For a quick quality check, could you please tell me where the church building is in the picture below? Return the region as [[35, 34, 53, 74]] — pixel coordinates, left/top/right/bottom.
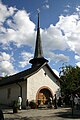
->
[[0, 14, 60, 108]]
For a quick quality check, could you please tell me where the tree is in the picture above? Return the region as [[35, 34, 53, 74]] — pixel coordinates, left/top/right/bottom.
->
[[59, 65, 80, 95]]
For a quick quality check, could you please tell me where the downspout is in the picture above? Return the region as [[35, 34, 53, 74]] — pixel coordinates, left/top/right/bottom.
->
[[16, 83, 22, 98]]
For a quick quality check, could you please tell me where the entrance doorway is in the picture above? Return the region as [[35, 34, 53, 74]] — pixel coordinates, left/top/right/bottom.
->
[[36, 87, 53, 105]]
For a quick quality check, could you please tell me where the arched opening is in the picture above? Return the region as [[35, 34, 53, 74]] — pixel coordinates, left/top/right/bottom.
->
[[36, 86, 53, 106]]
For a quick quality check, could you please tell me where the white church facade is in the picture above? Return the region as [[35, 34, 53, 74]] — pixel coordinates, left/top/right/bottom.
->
[[0, 14, 60, 108]]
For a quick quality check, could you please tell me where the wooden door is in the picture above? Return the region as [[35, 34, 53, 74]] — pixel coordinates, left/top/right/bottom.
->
[[38, 92, 46, 105]]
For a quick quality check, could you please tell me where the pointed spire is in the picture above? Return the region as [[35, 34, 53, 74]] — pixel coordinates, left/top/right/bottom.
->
[[34, 13, 43, 58], [29, 13, 48, 67]]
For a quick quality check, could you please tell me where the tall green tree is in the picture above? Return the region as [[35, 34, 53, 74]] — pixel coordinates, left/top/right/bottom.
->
[[59, 65, 80, 95]]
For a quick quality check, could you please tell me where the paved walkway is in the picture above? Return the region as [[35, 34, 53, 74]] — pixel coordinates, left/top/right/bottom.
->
[[2, 107, 80, 120]]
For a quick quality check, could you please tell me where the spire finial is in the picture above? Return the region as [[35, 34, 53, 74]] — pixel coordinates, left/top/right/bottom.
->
[[37, 8, 40, 29], [38, 12, 40, 29]]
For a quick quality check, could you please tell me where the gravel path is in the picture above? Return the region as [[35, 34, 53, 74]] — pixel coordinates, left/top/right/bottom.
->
[[3, 107, 80, 120]]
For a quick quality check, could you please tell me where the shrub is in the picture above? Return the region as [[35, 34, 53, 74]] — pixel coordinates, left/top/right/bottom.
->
[[29, 100, 37, 109], [12, 100, 18, 113]]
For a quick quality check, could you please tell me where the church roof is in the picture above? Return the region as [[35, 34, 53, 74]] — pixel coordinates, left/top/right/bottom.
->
[[0, 63, 60, 86]]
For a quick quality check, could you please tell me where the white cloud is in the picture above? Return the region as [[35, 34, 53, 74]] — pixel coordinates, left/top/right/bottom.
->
[[19, 51, 33, 68], [45, 4, 49, 9], [0, 52, 11, 61], [46, 51, 69, 63], [0, 2, 35, 47], [56, 13, 80, 56], [0, 2, 9, 22], [8, 6, 17, 15], [43, 0, 49, 9], [0, 61, 15, 76], [0, 52, 16, 76], [66, 5, 70, 8], [56, 15, 79, 33], [0, 1, 70, 72], [76, 62, 80, 67], [43, 4, 49, 9], [75, 55, 80, 61], [76, 6, 80, 12], [0, 1, 16, 23], [64, 5, 70, 13], [1, 2, 80, 75], [42, 24, 68, 51]]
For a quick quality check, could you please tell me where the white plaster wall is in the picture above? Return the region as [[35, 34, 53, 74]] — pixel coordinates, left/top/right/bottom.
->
[[27, 65, 60, 102], [0, 65, 60, 107], [0, 83, 19, 105], [0, 81, 27, 106]]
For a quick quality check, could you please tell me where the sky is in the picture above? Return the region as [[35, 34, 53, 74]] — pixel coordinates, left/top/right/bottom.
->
[[0, 0, 80, 77]]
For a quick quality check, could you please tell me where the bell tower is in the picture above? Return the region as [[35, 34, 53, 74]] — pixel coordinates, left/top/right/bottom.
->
[[29, 13, 48, 67]]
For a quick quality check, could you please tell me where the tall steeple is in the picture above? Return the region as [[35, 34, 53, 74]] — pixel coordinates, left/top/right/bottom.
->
[[29, 13, 48, 67], [34, 13, 43, 58]]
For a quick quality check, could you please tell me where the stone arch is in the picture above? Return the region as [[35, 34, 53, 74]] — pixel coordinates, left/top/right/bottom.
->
[[36, 86, 53, 105]]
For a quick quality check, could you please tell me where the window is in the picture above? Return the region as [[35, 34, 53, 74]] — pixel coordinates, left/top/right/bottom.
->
[[7, 88, 11, 99]]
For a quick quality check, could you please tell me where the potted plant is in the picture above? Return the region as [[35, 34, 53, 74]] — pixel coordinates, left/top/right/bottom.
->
[[12, 100, 18, 113], [29, 100, 37, 109]]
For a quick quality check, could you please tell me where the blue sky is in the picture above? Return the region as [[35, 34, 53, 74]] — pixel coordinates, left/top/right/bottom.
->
[[0, 0, 80, 76]]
